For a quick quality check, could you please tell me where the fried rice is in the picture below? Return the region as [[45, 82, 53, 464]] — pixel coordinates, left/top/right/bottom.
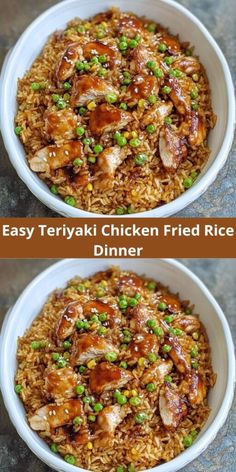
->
[[14, 8, 216, 215], [15, 267, 216, 471]]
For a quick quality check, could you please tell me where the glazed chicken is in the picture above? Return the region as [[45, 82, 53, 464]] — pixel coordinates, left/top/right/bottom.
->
[[70, 333, 119, 365], [55, 301, 83, 342], [29, 142, 83, 173], [89, 362, 133, 394], [70, 75, 117, 107], [89, 103, 131, 135], [29, 399, 83, 431], [55, 43, 83, 85]]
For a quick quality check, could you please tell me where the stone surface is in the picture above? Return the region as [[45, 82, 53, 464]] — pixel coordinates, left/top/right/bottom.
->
[[0, 259, 235, 471], [0, 0, 235, 217]]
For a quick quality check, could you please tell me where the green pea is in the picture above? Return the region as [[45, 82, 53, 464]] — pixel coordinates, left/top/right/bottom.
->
[[57, 358, 67, 368], [174, 328, 183, 336], [148, 353, 157, 363], [147, 281, 156, 291], [164, 116, 172, 125], [129, 39, 138, 48], [79, 107, 87, 116], [146, 383, 156, 392], [15, 384, 22, 394], [191, 360, 198, 369], [158, 43, 167, 52], [146, 124, 156, 134], [147, 60, 157, 70], [50, 443, 58, 453], [129, 396, 141, 406], [64, 454, 76, 465], [99, 313, 107, 322], [158, 301, 167, 311], [123, 77, 131, 85], [164, 315, 174, 324], [78, 25, 85, 34], [183, 435, 193, 448], [128, 465, 136, 472], [88, 156, 96, 164], [164, 375, 172, 383], [153, 327, 164, 337], [134, 412, 147, 424], [31, 82, 43, 91], [98, 326, 107, 335], [146, 319, 156, 329], [75, 385, 85, 395], [119, 361, 128, 369], [63, 82, 71, 90], [162, 86, 171, 94], [129, 297, 138, 307], [116, 466, 125, 472], [117, 135, 127, 147], [93, 402, 103, 412], [30, 340, 46, 349], [190, 346, 198, 358], [82, 395, 91, 404], [76, 61, 85, 71], [191, 171, 198, 181], [105, 93, 117, 104], [164, 56, 173, 65], [57, 99, 66, 109], [79, 365, 87, 374], [163, 344, 171, 353], [191, 102, 198, 111], [119, 41, 128, 51], [63, 340, 71, 350], [96, 288, 105, 298], [183, 177, 193, 189], [64, 196, 76, 206], [88, 415, 96, 422], [147, 23, 156, 32], [116, 393, 127, 405], [77, 284, 86, 293], [154, 68, 164, 78], [50, 185, 58, 195], [127, 205, 135, 214], [134, 153, 147, 166], [98, 54, 107, 63], [51, 352, 60, 361], [148, 94, 157, 104], [119, 102, 128, 110], [190, 89, 198, 100], [14, 126, 23, 135], [90, 56, 99, 64], [129, 138, 141, 148], [119, 298, 128, 309], [96, 30, 105, 39], [105, 352, 117, 362], [76, 126, 85, 137], [73, 158, 83, 166], [73, 416, 83, 425], [52, 94, 60, 103], [93, 144, 103, 154]]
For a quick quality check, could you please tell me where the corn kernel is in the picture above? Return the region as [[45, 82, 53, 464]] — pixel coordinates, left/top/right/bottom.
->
[[138, 357, 146, 367], [131, 448, 138, 456], [87, 183, 93, 191], [87, 101, 96, 110], [101, 21, 107, 28], [90, 323, 98, 331], [87, 359, 96, 369], [131, 131, 138, 138], [84, 22, 91, 30], [123, 131, 130, 139], [138, 99, 146, 108], [131, 189, 137, 197], [90, 64, 98, 72], [84, 280, 91, 288], [131, 389, 138, 397], [123, 390, 130, 397], [87, 442, 93, 450]]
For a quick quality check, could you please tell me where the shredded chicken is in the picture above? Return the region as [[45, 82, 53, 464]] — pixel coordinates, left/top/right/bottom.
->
[[159, 124, 187, 172], [70, 75, 117, 107], [89, 362, 133, 393], [159, 383, 188, 430], [70, 333, 119, 365], [142, 101, 173, 128], [89, 103, 131, 135], [29, 399, 83, 431], [29, 141, 83, 173], [142, 359, 173, 385], [96, 146, 127, 188]]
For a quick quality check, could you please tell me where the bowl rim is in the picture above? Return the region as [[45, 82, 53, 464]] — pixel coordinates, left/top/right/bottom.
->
[[0, 0, 235, 218], [0, 258, 235, 472]]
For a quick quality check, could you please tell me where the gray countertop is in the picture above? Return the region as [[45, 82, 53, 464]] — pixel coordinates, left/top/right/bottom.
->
[[0, 259, 235, 471], [0, 0, 235, 217]]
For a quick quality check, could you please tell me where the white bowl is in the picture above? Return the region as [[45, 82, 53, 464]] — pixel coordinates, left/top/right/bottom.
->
[[0, 258, 235, 472], [0, 0, 235, 218]]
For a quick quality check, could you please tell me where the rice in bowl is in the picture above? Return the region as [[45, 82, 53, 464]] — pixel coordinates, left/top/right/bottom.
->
[[14, 8, 216, 215], [15, 267, 216, 471]]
